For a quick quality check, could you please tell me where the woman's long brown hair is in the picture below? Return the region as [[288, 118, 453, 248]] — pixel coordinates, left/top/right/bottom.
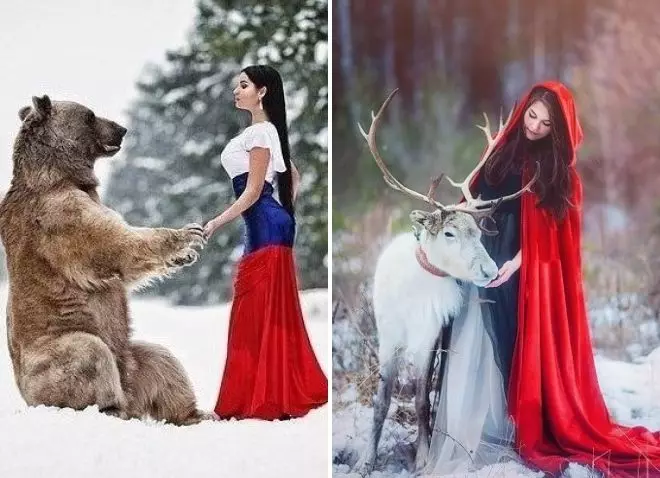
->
[[484, 86, 572, 219]]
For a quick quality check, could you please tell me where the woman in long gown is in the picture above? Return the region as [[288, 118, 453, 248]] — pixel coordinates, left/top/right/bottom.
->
[[204, 65, 327, 420], [426, 81, 660, 477]]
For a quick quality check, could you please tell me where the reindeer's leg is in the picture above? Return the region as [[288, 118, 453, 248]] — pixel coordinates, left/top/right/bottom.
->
[[356, 349, 400, 475], [415, 334, 440, 471], [436, 321, 453, 407], [415, 322, 454, 471], [371, 355, 399, 463]]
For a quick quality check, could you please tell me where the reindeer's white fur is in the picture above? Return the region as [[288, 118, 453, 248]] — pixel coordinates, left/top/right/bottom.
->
[[374, 210, 497, 370], [374, 232, 465, 370], [358, 210, 498, 474]]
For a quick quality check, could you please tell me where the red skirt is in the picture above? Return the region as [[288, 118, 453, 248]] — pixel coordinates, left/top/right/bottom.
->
[[214, 245, 328, 420]]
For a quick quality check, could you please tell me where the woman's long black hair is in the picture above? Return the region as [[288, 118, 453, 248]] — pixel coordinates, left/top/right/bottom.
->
[[484, 86, 572, 219], [242, 65, 294, 216]]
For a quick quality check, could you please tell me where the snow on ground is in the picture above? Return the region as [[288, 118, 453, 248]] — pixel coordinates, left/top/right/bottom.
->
[[333, 331, 660, 477], [0, 284, 329, 478]]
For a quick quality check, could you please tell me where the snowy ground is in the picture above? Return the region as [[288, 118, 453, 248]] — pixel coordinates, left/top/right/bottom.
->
[[333, 324, 660, 477], [0, 284, 329, 478]]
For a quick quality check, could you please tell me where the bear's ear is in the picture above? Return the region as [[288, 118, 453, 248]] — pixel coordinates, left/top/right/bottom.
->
[[31, 95, 52, 120], [18, 105, 32, 122]]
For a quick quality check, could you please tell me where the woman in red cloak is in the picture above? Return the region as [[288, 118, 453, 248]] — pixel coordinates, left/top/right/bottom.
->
[[425, 81, 660, 477]]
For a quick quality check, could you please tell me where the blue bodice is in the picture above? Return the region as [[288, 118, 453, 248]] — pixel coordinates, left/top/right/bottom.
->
[[231, 172, 295, 254]]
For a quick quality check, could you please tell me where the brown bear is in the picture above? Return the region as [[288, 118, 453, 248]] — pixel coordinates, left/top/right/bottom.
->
[[0, 95, 208, 425]]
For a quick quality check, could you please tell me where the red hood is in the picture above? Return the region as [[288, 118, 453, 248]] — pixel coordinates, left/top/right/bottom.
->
[[499, 80, 583, 166]]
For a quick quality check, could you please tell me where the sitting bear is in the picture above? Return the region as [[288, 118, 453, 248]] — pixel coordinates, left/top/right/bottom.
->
[[0, 95, 208, 425]]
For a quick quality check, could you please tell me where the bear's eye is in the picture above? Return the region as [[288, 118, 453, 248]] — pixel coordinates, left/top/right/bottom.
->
[[85, 111, 95, 124]]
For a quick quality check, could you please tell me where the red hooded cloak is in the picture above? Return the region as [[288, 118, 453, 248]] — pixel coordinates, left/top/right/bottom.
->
[[478, 81, 660, 477]]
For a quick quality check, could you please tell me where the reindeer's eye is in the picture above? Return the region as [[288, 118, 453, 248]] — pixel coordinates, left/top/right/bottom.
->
[[444, 231, 455, 238]]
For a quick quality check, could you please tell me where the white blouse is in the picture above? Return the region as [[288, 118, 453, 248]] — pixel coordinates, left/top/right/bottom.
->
[[220, 121, 287, 184]]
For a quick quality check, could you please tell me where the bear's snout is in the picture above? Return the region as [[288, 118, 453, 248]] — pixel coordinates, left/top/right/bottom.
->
[[103, 121, 127, 142], [97, 119, 127, 157]]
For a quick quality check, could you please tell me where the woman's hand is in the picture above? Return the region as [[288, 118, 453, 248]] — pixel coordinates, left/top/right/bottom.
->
[[485, 251, 521, 288], [203, 218, 221, 240]]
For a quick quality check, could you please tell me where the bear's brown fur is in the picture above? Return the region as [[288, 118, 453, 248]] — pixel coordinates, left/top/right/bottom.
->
[[0, 95, 208, 425]]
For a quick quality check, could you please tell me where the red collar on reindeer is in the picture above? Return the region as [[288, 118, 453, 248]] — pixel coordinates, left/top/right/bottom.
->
[[415, 245, 449, 277]]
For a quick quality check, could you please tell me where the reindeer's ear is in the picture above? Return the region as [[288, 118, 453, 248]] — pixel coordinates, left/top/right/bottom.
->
[[410, 209, 441, 234], [410, 210, 429, 225]]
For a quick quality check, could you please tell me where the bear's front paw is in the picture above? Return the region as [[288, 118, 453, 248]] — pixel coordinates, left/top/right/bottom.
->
[[166, 248, 199, 269]]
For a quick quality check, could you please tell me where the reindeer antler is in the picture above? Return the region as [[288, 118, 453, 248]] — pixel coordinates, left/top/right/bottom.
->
[[358, 89, 540, 231], [426, 174, 444, 202], [442, 105, 539, 214], [358, 89, 444, 209]]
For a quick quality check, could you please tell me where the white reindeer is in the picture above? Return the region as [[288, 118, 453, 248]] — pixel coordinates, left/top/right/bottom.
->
[[355, 90, 538, 474]]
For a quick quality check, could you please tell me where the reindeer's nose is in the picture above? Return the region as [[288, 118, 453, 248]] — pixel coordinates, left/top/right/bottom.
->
[[481, 262, 498, 281]]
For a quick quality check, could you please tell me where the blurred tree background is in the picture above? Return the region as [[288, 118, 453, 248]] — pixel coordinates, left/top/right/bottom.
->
[[333, 0, 660, 366], [103, 0, 328, 305]]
